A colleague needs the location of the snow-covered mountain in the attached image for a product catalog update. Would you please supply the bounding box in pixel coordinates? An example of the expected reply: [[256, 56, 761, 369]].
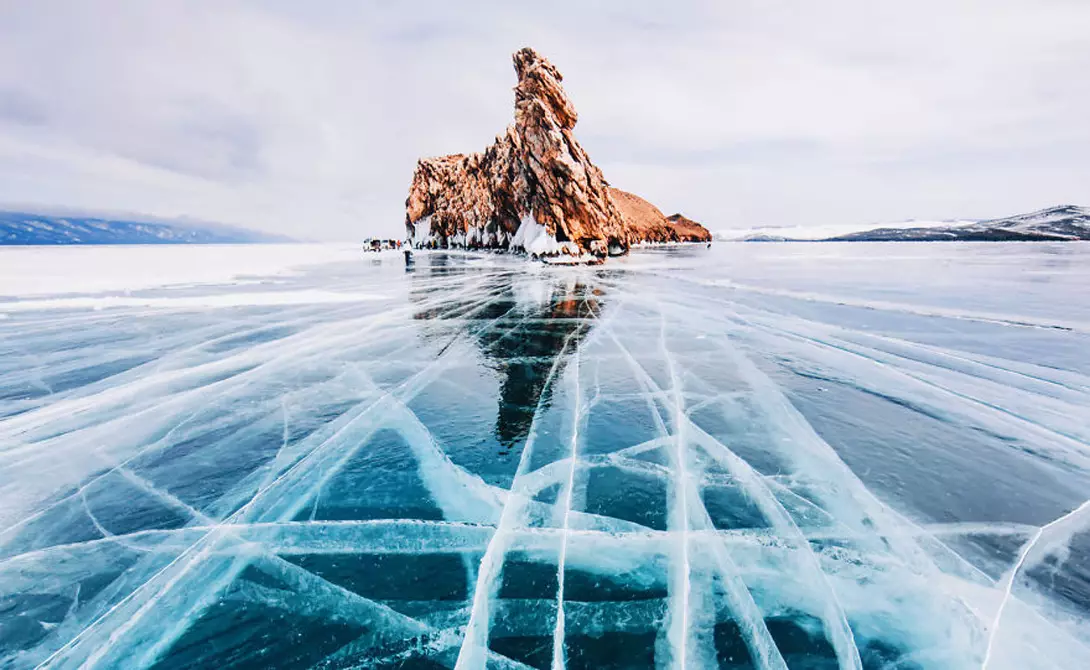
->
[[715, 206, 1089, 242], [831, 205, 1090, 241], [714, 220, 973, 242], [0, 210, 292, 245], [971, 205, 1090, 239]]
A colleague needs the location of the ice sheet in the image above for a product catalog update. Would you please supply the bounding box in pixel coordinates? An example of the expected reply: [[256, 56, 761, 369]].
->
[[0, 243, 364, 297], [1, 243, 1088, 669]]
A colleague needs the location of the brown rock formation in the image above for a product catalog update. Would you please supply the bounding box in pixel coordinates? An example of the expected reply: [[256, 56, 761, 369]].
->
[[609, 188, 711, 244], [665, 214, 712, 243], [406, 48, 710, 258]]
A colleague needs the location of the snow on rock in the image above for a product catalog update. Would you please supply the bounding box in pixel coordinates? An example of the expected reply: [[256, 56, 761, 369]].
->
[[509, 215, 579, 256], [408, 215, 434, 247]]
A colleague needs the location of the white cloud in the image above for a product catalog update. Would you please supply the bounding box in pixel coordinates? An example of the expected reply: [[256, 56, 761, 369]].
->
[[1, 0, 1088, 239]]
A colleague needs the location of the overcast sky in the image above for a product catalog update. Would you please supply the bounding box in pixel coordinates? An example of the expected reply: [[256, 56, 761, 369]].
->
[[1, 1, 1088, 240]]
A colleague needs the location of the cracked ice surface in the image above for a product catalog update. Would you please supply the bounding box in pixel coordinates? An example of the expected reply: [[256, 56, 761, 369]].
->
[[1, 243, 1089, 669]]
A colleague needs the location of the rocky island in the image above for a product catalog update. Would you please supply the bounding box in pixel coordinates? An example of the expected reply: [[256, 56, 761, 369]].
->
[[405, 48, 710, 262]]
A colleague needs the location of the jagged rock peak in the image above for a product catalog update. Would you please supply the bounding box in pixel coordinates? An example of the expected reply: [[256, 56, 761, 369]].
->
[[405, 48, 710, 261], [513, 47, 577, 130]]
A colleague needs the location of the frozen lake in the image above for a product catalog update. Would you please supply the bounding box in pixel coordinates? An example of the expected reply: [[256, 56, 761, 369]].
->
[[1, 242, 1088, 669]]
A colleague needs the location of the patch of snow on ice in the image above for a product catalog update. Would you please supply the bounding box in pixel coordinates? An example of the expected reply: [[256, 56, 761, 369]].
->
[[0, 244, 363, 297], [0, 290, 385, 313]]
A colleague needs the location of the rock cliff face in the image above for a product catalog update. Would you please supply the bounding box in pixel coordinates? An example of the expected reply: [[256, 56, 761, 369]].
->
[[609, 188, 712, 245], [405, 48, 709, 259], [665, 214, 713, 243]]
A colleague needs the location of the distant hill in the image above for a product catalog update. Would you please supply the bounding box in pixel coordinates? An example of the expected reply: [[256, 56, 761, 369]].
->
[[714, 206, 1090, 242], [830, 205, 1090, 242], [714, 220, 977, 242], [0, 210, 292, 245]]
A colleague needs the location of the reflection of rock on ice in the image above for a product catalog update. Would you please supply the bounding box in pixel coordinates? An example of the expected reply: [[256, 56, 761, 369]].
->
[[511, 273, 552, 310], [413, 265, 604, 452], [511, 269, 590, 311]]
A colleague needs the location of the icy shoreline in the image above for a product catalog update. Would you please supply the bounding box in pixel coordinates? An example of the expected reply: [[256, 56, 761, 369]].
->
[[407, 214, 712, 265]]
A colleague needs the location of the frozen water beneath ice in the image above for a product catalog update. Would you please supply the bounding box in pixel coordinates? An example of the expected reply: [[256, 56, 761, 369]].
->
[[1, 242, 1089, 669]]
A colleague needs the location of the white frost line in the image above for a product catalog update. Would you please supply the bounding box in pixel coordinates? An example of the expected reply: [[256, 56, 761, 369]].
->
[[640, 292, 955, 572], [597, 298, 786, 670], [0, 289, 387, 313], [625, 288, 1073, 607], [12, 276, 491, 664], [456, 326, 586, 670], [0, 275, 506, 444], [552, 347, 581, 670], [657, 309, 692, 670], [548, 286, 605, 670], [0, 520, 1040, 575], [732, 306, 1090, 462], [35, 282, 518, 668], [736, 299, 1090, 400], [688, 421, 863, 670], [982, 498, 1090, 669], [685, 335, 863, 669], [645, 271, 1090, 334]]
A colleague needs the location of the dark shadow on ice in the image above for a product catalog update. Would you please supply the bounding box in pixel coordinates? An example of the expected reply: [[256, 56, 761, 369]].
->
[[409, 253, 605, 452]]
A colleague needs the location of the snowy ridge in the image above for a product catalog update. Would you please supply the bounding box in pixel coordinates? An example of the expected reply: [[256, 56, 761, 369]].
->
[[716, 205, 1090, 242], [715, 220, 975, 242], [833, 205, 1090, 241], [976, 204, 1090, 238], [719, 220, 976, 240], [0, 210, 290, 245]]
